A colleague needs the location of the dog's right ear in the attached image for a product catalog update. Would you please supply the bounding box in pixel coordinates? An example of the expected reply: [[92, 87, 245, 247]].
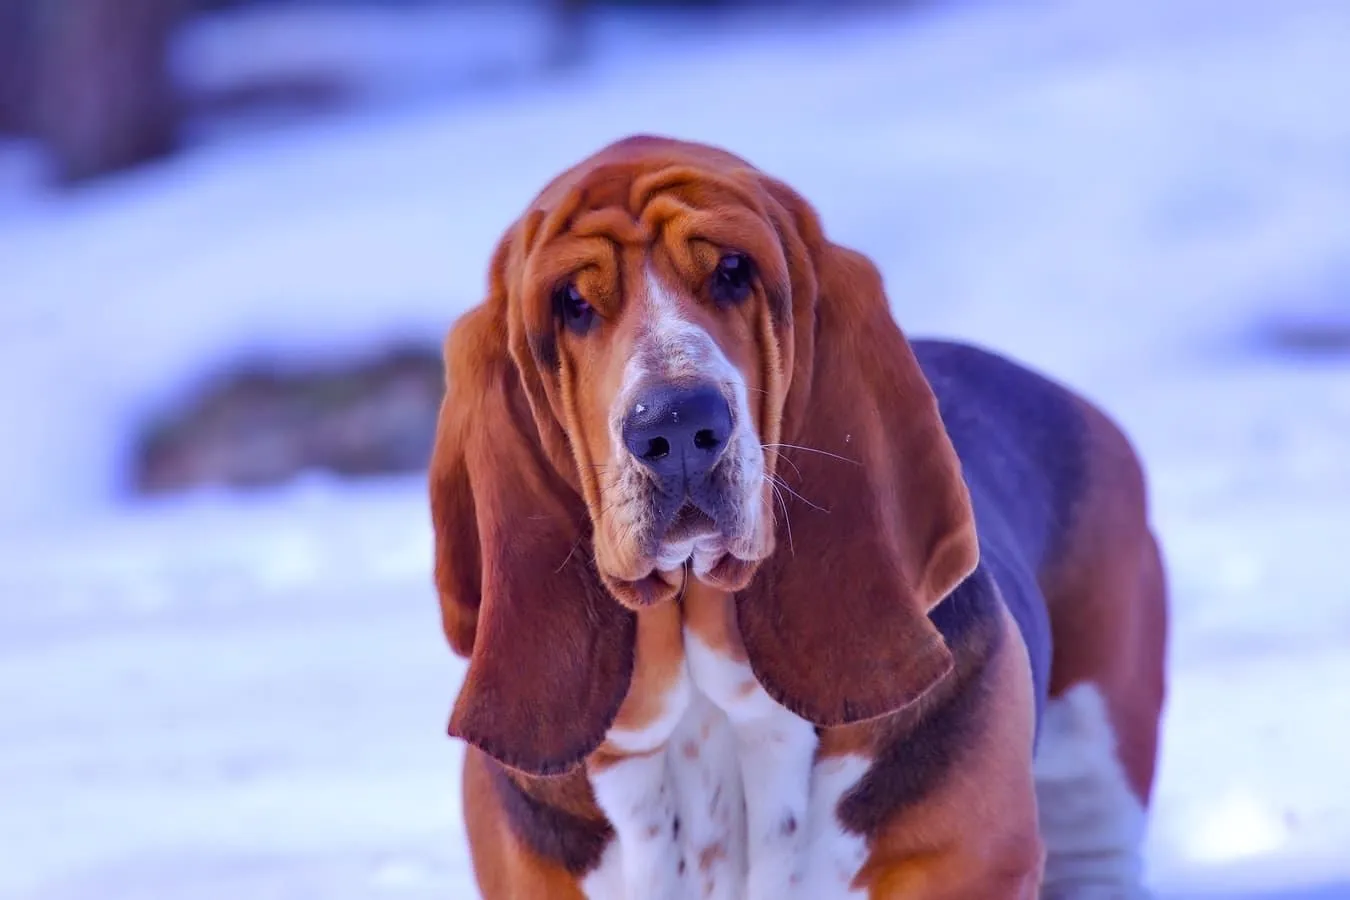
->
[[732, 176, 979, 728], [429, 234, 635, 778]]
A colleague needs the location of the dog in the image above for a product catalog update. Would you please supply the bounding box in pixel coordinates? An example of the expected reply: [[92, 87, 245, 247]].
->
[[429, 135, 1168, 899]]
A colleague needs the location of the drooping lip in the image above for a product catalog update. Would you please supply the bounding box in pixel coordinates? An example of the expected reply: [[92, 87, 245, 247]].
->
[[600, 459, 766, 605], [663, 502, 718, 544], [608, 513, 762, 607]]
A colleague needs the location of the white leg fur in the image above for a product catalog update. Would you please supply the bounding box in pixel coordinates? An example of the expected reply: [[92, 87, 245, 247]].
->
[[1034, 683, 1151, 900], [735, 714, 816, 900], [586, 670, 748, 900], [586, 669, 692, 900], [588, 750, 686, 900], [801, 754, 870, 899], [667, 691, 745, 900], [684, 632, 868, 900]]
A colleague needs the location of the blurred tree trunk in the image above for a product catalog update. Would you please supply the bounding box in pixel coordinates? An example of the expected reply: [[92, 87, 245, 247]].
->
[[547, 0, 590, 71], [0, 0, 35, 135], [31, 0, 182, 184]]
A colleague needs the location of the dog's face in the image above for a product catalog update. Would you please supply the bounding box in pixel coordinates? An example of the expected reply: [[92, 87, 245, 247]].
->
[[560, 247, 769, 594], [510, 141, 796, 606]]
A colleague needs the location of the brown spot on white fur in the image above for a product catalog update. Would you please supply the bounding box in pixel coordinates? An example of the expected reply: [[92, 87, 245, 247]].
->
[[698, 841, 728, 873]]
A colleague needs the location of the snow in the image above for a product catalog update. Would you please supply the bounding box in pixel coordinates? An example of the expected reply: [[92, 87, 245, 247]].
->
[[2, 0, 1349, 896]]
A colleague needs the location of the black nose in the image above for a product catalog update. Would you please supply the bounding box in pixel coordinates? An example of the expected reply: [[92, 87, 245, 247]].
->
[[623, 384, 733, 483]]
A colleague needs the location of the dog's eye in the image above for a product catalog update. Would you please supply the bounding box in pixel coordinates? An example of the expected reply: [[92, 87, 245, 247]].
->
[[555, 283, 596, 335], [710, 253, 754, 306]]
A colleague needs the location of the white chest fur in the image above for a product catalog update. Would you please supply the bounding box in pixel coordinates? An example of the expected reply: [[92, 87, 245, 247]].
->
[[583, 631, 869, 900]]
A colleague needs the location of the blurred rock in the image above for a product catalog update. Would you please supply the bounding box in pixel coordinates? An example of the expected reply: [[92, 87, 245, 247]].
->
[[1261, 312, 1350, 359], [1256, 268, 1350, 361], [131, 344, 445, 496]]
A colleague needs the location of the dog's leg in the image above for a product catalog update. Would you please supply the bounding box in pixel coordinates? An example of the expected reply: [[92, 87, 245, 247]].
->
[[1034, 682, 1153, 899], [1037, 401, 1168, 899]]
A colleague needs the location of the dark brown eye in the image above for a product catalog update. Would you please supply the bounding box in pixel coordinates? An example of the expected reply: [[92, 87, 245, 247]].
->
[[555, 283, 596, 335], [710, 252, 754, 306]]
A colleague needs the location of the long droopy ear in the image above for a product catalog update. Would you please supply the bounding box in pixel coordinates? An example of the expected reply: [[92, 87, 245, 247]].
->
[[735, 178, 979, 727], [431, 240, 635, 777]]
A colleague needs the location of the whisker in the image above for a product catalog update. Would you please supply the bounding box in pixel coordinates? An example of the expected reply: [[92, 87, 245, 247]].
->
[[766, 476, 795, 557], [555, 534, 584, 574], [761, 442, 860, 466], [768, 449, 803, 481], [768, 472, 827, 513]]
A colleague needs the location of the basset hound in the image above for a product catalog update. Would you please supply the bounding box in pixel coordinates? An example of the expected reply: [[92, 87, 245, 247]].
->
[[429, 135, 1168, 899]]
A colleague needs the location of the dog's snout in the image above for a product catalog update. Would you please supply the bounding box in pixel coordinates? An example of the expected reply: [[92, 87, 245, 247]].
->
[[623, 383, 732, 482]]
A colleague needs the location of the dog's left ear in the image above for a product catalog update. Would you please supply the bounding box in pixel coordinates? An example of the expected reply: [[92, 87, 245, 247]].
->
[[430, 231, 635, 777], [735, 177, 979, 727]]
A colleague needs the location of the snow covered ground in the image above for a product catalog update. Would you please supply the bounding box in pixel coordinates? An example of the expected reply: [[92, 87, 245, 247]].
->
[[2, 0, 1349, 896]]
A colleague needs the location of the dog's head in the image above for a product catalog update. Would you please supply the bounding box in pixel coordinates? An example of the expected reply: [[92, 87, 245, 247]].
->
[[432, 136, 977, 775]]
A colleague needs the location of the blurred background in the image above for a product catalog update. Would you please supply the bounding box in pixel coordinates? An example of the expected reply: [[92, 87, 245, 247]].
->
[[1, 0, 1348, 897]]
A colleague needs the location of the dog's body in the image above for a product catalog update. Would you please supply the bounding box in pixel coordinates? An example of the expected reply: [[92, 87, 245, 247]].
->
[[432, 136, 1167, 899]]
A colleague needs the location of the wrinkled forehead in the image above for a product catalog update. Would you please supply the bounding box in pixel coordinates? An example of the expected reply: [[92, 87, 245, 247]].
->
[[513, 142, 791, 339], [532, 136, 755, 209]]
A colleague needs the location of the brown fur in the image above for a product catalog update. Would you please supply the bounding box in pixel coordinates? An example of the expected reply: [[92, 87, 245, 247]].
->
[[682, 580, 748, 661]]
